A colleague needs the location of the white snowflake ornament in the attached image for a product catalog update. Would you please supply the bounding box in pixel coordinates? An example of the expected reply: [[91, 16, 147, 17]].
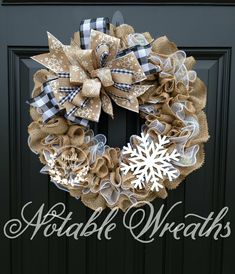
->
[[120, 133, 180, 191]]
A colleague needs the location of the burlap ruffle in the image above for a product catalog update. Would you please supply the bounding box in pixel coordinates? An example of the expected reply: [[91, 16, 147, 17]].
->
[[137, 34, 209, 198], [27, 23, 209, 211]]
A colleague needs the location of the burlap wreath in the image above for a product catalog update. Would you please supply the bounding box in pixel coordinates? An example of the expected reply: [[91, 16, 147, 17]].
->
[[27, 17, 209, 211]]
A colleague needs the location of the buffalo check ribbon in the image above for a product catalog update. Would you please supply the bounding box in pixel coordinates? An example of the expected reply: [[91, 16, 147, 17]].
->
[[79, 17, 156, 76], [113, 83, 132, 91], [79, 17, 110, 49], [116, 44, 158, 75], [27, 78, 89, 126], [30, 17, 154, 123], [59, 87, 82, 105], [65, 114, 89, 127], [111, 69, 133, 91], [27, 79, 60, 122]]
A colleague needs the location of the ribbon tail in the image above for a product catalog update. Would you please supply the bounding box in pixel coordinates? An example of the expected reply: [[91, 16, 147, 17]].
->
[[31, 32, 70, 73], [27, 82, 60, 122], [116, 44, 158, 76], [75, 97, 102, 122], [106, 86, 139, 113], [100, 89, 114, 118]]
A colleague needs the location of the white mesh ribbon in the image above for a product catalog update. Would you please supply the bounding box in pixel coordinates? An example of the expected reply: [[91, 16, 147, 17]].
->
[[89, 134, 107, 163], [139, 104, 160, 114], [99, 179, 121, 206], [127, 33, 149, 47], [99, 181, 137, 206], [142, 101, 200, 167], [150, 50, 197, 89], [145, 119, 166, 134], [82, 176, 137, 206], [170, 102, 200, 166]]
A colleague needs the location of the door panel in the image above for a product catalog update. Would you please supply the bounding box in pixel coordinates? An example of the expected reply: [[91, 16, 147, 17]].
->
[[0, 4, 234, 274]]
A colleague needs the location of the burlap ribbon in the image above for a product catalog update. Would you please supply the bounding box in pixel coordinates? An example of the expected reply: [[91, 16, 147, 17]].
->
[[27, 21, 209, 211], [31, 26, 152, 122]]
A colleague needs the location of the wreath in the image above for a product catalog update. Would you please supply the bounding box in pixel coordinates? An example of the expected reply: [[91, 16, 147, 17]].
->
[[27, 17, 209, 211]]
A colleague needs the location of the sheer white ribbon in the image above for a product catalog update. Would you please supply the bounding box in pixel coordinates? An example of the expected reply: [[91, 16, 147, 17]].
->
[[150, 50, 197, 89], [142, 101, 200, 167]]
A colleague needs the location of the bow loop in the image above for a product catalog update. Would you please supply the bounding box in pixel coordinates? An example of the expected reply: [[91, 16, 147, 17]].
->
[[59, 87, 88, 109], [30, 17, 153, 124], [91, 68, 114, 87], [90, 30, 120, 64], [69, 65, 89, 84], [81, 79, 101, 97], [79, 17, 110, 49], [74, 49, 94, 73], [96, 43, 110, 67], [111, 69, 133, 85]]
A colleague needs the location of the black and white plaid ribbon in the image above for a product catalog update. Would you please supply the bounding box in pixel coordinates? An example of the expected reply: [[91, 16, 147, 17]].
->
[[58, 70, 134, 92], [27, 80, 60, 122], [66, 106, 78, 117], [79, 17, 157, 75], [59, 87, 82, 105], [100, 51, 109, 67], [65, 97, 90, 118], [65, 114, 89, 127], [27, 78, 89, 126], [59, 85, 89, 124], [57, 72, 70, 78], [111, 69, 133, 91], [116, 44, 157, 76], [111, 68, 133, 75], [96, 43, 109, 67], [57, 73, 90, 125], [61, 94, 89, 119], [79, 17, 110, 49], [113, 83, 132, 92], [59, 87, 78, 92]]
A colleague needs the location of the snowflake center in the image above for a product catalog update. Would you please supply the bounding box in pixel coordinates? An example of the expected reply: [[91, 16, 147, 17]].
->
[[147, 156, 156, 166]]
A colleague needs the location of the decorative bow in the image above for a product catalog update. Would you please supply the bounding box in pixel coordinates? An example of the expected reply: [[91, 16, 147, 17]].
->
[[30, 17, 153, 123]]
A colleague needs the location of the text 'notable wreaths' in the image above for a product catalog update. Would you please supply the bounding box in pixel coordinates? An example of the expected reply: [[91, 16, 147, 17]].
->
[[27, 17, 209, 211]]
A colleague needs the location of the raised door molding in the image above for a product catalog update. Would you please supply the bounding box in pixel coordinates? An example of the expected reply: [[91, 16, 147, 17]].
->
[[7, 46, 231, 274]]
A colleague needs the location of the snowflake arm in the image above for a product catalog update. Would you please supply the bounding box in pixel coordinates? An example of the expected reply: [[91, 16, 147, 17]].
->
[[120, 133, 180, 192]]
